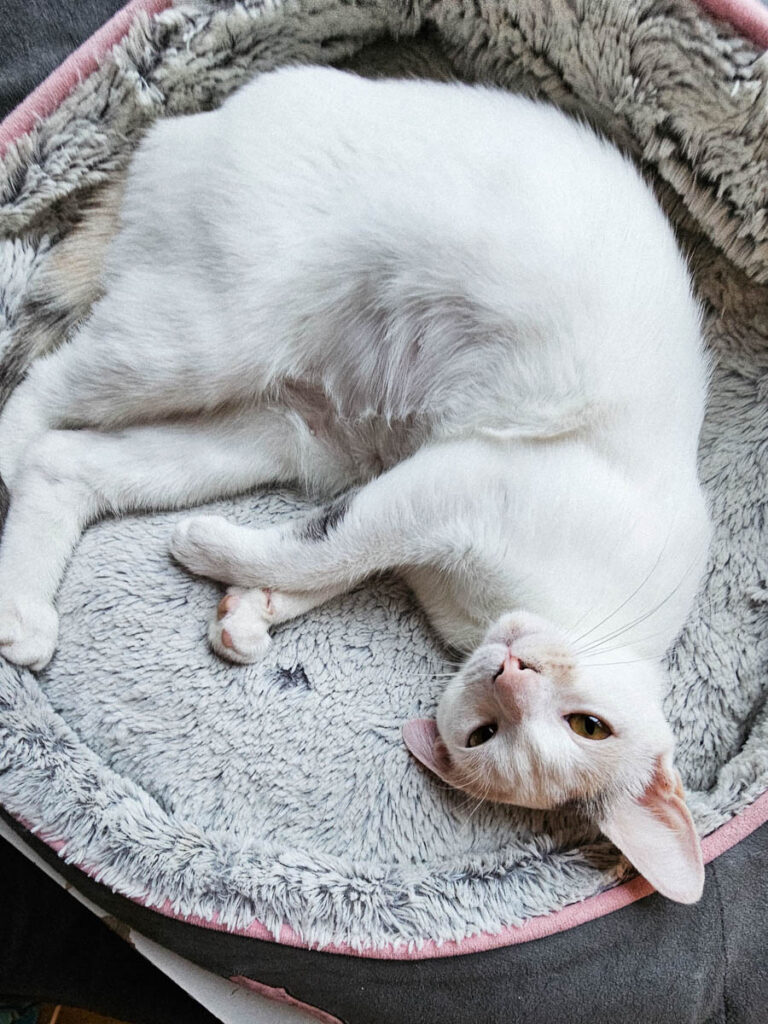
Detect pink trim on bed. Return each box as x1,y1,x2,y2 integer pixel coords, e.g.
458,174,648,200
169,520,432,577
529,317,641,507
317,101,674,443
14,788,768,958
230,976,344,1024
1,0,766,160
698,788,768,860
694,0,768,48
125,789,768,958
0,0,172,157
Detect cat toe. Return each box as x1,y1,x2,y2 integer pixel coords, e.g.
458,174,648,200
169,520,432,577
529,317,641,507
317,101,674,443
209,618,272,664
208,587,273,664
0,597,59,671
217,592,240,619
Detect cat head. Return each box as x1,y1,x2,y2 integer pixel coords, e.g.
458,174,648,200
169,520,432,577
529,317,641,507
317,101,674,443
403,610,703,903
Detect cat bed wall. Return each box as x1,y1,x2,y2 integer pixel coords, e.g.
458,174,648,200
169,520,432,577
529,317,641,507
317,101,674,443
1,1,768,1021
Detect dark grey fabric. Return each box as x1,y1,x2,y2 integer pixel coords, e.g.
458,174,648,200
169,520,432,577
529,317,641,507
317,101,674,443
8,811,767,1024
711,835,768,1024
0,0,126,120
0,834,220,1022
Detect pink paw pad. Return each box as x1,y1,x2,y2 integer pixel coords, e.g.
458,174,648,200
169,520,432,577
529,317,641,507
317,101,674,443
217,593,240,620
209,587,273,664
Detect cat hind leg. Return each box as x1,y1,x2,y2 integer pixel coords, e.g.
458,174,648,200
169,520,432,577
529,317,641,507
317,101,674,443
0,290,275,489
170,445,475,659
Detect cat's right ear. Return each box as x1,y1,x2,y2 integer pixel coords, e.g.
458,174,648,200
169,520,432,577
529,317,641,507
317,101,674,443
402,718,456,786
599,754,704,904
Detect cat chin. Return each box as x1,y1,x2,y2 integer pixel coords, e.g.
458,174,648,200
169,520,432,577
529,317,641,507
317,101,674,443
482,609,567,650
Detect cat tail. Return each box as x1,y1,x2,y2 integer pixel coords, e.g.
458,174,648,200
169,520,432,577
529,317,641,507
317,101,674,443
0,175,125,524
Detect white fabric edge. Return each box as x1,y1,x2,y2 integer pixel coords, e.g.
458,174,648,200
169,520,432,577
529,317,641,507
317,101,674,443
0,818,315,1024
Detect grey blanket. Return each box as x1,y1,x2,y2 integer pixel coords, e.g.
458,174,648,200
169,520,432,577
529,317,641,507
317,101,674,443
0,0,766,951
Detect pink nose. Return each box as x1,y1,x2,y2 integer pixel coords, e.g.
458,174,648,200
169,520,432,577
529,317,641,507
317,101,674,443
493,652,537,711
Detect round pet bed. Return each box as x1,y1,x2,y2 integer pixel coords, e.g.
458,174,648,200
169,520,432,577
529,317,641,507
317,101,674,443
1,1,767,1022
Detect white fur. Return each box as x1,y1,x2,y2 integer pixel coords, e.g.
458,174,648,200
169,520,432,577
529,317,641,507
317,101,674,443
0,68,711,899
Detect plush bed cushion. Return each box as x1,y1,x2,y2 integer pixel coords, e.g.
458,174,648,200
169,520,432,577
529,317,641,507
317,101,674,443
1,0,767,965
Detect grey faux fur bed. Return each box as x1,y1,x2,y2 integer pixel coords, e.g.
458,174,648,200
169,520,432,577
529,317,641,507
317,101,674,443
0,0,767,951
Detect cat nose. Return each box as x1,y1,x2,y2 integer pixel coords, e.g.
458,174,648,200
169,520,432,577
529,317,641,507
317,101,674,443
493,652,537,710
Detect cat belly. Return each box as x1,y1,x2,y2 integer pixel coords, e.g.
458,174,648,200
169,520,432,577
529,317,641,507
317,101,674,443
93,66,706,462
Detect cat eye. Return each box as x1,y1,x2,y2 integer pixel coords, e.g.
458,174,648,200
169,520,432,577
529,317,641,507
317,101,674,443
566,714,612,740
466,723,498,747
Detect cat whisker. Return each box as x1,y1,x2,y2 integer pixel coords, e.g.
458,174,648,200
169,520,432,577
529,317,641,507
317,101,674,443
579,628,671,661
457,770,493,823
456,790,487,815
582,657,660,667
565,509,652,640
576,627,669,660
573,548,706,658
574,610,663,658
571,523,674,646
463,790,491,824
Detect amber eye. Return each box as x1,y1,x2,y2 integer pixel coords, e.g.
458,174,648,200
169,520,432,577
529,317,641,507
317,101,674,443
466,723,497,747
566,714,612,740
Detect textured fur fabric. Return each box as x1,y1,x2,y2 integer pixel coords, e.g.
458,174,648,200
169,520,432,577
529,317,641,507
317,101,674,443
0,0,767,949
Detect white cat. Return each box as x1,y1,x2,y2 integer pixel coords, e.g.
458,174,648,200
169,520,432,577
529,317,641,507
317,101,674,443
0,67,711,902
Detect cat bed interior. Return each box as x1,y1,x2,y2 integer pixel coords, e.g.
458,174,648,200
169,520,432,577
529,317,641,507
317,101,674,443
1,0,768,1016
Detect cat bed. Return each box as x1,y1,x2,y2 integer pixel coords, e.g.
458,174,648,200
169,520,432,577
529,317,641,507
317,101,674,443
1,1,768,1021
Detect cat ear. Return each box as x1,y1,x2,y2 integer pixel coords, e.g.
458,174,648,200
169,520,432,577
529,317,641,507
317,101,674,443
402,718,456,785
599,754,704,904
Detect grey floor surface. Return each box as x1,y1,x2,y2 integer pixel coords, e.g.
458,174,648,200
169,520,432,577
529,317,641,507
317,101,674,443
1,0,126,120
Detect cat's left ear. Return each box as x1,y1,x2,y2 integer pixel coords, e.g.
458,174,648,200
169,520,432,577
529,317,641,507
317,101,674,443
599,753,704,904
402,718,456,786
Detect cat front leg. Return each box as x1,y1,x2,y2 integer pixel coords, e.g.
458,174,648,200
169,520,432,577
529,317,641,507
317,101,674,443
170,440,493,653
208,583,350,664
170,485,399,592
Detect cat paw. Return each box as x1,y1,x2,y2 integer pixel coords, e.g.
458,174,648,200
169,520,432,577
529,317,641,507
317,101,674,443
0,596,59,670
170,515,242,580
209,586,274,664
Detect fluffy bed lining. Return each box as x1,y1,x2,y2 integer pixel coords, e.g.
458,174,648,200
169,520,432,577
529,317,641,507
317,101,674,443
0,0,767,952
